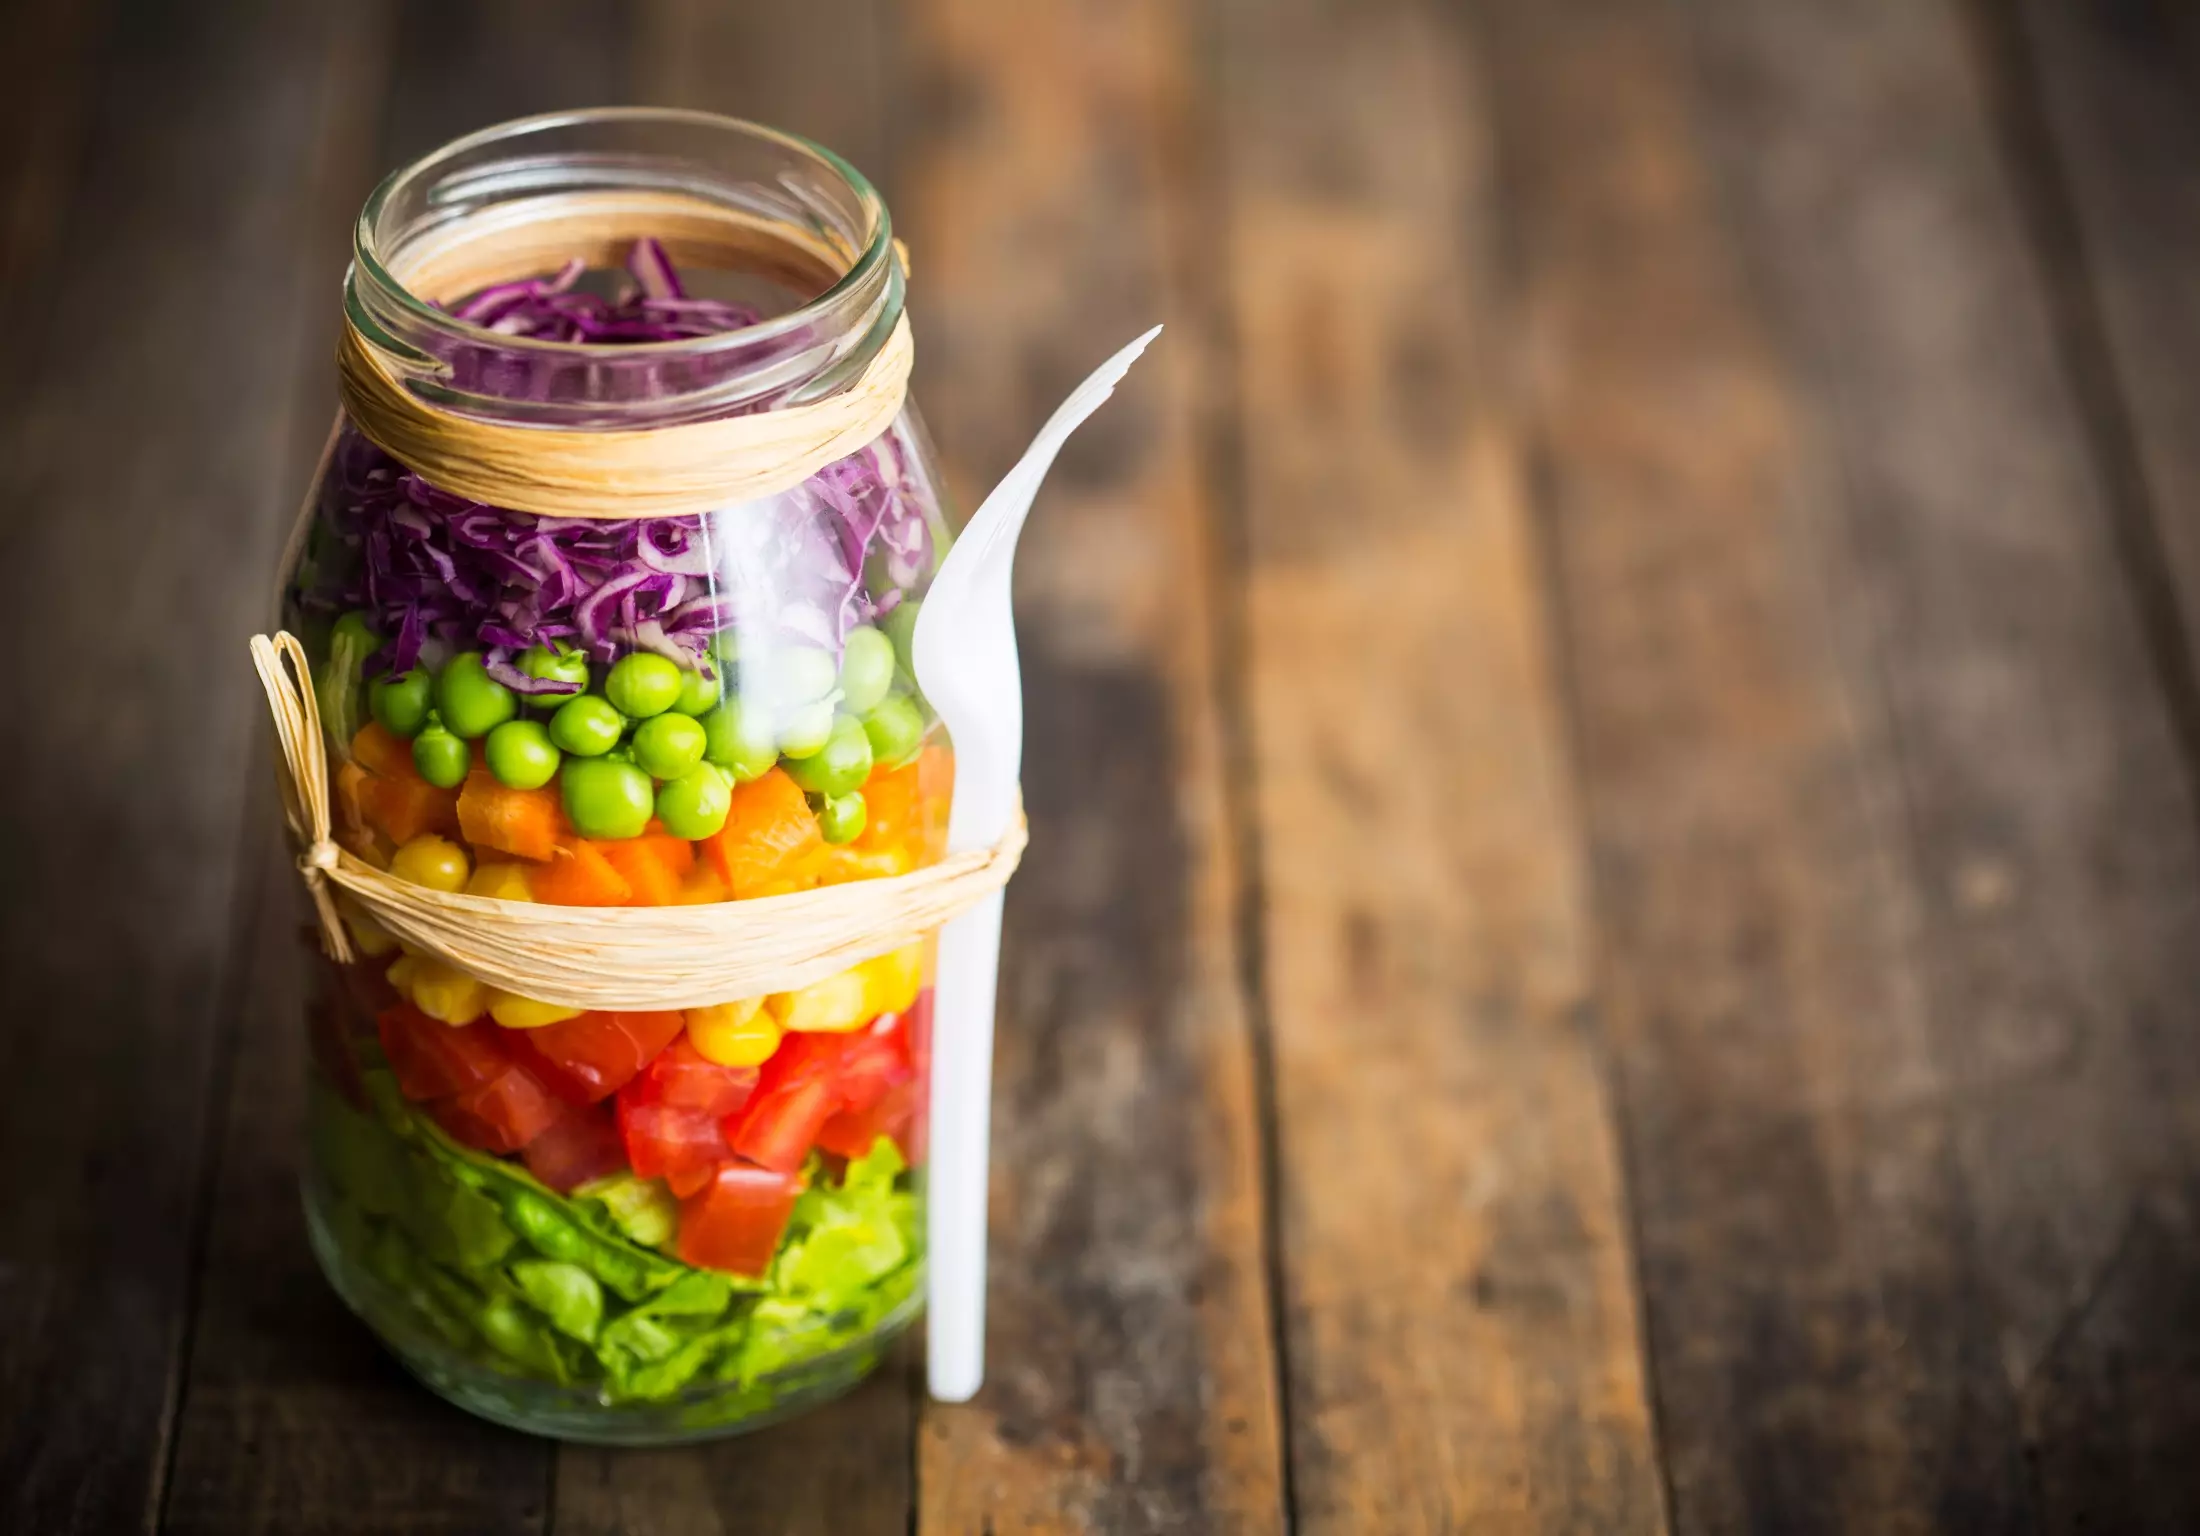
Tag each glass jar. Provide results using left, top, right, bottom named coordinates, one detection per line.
left=279, top=110, right=956, bottom=1443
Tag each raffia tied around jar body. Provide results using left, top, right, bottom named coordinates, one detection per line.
left=253, top=634, right=1020, bottom=1010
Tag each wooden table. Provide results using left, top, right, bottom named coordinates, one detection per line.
left=6, top=0, right=2200, bottom=1530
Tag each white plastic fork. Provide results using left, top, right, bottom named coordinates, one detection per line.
left=912, top=324, right=1163, bottom=1403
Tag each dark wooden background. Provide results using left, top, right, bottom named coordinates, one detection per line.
left=5, top=0, right=2200, bottom=1530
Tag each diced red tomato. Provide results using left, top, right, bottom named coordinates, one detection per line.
left=612, top=1035, right=764, bottom=1196
left=376, top=1004, right=510, bottom=1102
left=834, top=1009, right=918, bottom=1117
left=817, top=1078, right=921, bottom=1162
left=521, top=1104, right=627, bottom=1193
left=677, top=1161, right=801, bottom=1276
left=431, top=1060, right=569, bottom=1154
left=638, top=1036, right=761, bottom=1117
left=521, top=1009, right=686, bottom=1103
left=815, top=1003, right=925, bottom=1163
left=904, top=988, right=934, bottom=1081
left=725, top=1031, right=848, bottom=1174
left=617, top=1097, right=731, bottom=1197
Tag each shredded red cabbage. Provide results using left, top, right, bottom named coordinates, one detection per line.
left=316, top=239, right=934, bottom=683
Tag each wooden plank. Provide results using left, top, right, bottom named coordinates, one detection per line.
left=1972, top=3, right=2200, bottom=1525
left=1479, top=0, right=2200, bottom=1527
left=1998, top=0, right=2200, bottom=707
left=1210, top=0, right=1666, bottom=1530
left=0, top=2, right=385, bottom=1530
left=891, top=1, right=1287, bottom=1529
left=161, top=4, right=629, bottom=1531
left=1679, top=4, right=2200, bottom=1529
left=550, top=7, right=921, bottom=1532
left=1477, top=0, right=2008, bottom=1528
left=0, top=0, right=110, bottom=302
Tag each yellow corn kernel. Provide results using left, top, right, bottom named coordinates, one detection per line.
left=340, top=901, right=397, bottom=958
left=465, top=861, right=535, bottom=902
left=385, top=954, right=419, bottom=1002
left=687, top=999, right=782, bottom=1065
left=410, top=957, right=487, bottom=1026
left=860, top=943, right=926, bottom=1019
left=390, top=834, right=470, bottom=893
left=487, top=989, right=584, bottom=1030
left=767, top=967, right=871, bottom=1033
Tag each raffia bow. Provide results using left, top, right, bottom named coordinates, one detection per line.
left=250, top=632, right=1024, bottom=1011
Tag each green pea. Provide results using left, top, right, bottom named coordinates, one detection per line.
left=561, top=756, right=654, bottom=840
left=549, top=694, right=625, bottom=757
left=672, top=666, right=722, bottom=716
left=655, top=763, right=732, bottom=840
left=700, top=698, right=780, bottom=782
left=434, top=652, right=518, bottom=739
left=765, top=645, right=839, bottom=705
left=861, top=694, right=927, bottom=767
left=369, top=666, right=433, bottom=739
left=332, top=610, right=381, bottom=661
left=518, top=641, right=590, bottom=691
left=837, top=625, right=897, bottom=714
left=605, top=653, right=683, bottom=719
left=485, top=719, right=562, bottom=790
left=881, top=601, right=920, bottom=676
left=784, top=714, right=873, bottom=798
left=816, top=789, right=868, bottom=845
left=632, top=712, right=707, bottom=780
left=411, top=720, right=469, bottom=788
left=777, top=699, right=837, bottom=759
left=318, top=614, right=380, bottom=748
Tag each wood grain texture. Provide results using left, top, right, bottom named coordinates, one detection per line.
left=1484, top=0, right=2200, bottom=1528
left=895, top=0, right=1286, bottom=1529
left=0, top=0, right=109, bottom=303
left=1481, top=0, right=2008, bottom=1529
left=0, top=2, right=375, bottom=1530
left=1680, top=4, right=2200, bottom=1530
left=1211, top=0, right=1666, bottom=1530
left=2003, top=0, right=2200, bottom=705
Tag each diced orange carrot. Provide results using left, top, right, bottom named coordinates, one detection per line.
left=358, top=773, right=460, bottom=847
left=530, top=836, right=633, bottom=907
left=334, top=760, right=374, bottom=840
left=701, top=767, right=825, bottom=899
left=856, top=759, right=919, bottom=854
left=457, top=768, right=565, bottom=862
left=595, top=835, right=689, bottom=906
left=917, top=743, right=954, bottom=860
left=676, top=861, right=731, bottom=905
left=644, top=831, right=696, bottom=878
left=350, top=721, right=417, bottom=781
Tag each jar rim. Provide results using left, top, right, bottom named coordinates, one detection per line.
left=351, top=107, right=895, bottom=363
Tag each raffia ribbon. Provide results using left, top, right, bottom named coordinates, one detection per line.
left=252, top=632, right=1025, bottom=1011
left=337, top=189, right=914, bottom=519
